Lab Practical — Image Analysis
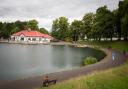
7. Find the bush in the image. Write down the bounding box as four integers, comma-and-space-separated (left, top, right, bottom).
64, 37, 73, 42
83, 56, 97, 66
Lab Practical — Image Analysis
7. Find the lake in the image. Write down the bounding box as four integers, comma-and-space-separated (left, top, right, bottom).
0, 43, 105, 80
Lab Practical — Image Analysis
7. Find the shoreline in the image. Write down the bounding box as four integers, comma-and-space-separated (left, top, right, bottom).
0, 42, 101, 81
0, 48, 108, 83
0, 43, 125, 89
0, 40, 93, 48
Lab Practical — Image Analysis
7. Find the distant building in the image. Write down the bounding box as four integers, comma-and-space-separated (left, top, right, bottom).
11, 29, 53, 43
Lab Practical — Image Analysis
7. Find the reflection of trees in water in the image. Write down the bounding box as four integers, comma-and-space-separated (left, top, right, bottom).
0, 44, 106, 80
51, 46, 90, 68
51, 46, 106, 68
50, 45, 67, 68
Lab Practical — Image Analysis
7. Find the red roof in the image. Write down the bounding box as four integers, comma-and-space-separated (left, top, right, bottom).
12, 30, 52, 39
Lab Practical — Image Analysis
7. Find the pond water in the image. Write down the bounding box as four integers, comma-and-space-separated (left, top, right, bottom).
0, 43, 105, 80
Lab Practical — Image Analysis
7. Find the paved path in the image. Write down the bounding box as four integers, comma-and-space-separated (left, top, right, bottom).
0, 49, 125, 89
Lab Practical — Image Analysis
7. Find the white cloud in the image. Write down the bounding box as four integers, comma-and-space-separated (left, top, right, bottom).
0, 0, 120, 31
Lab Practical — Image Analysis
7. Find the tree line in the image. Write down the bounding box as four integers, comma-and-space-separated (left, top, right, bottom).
0, 0, 127, 41
51, 0, 128, 41
0, 20, 49, 39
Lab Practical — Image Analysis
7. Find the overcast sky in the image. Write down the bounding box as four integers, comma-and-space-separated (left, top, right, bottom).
0, 0, 121, 31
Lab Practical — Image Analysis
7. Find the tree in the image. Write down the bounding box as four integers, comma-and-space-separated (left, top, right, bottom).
114, 9, 121, 40
119, 0, 128, 40
51, 19, 59, 39
70, 20, 83, 42
15, 20, 27, 31
27, 19, 39, 30
82, 13, 95, 40
1, 22, 12, 38
92, 6, 114, 41
58, 17, 69, 40
0, 22, 3, 38
39, 28, 49, 34
51, 17, 69, 41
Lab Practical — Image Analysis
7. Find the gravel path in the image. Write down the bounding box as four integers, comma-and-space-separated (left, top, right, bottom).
0, 48, 125, 89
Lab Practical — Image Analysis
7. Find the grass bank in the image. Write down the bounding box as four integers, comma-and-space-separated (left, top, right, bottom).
36, 41, 128, 89
78, 41, 128, 52
36, 62, 128, 89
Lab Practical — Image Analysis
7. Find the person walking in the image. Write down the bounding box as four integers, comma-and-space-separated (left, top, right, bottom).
112, 51, 116, 61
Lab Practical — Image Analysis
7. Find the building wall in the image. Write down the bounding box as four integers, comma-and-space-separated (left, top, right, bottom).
11, 35, 50, 43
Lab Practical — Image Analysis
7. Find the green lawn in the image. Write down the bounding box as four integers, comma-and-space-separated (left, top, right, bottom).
78, 41, 128, 52
36, 63, 128, 89
36, 41, 128, 89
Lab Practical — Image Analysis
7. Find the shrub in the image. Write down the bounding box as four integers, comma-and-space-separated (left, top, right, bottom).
83, 56, 97, 66
64, 37, 72, 42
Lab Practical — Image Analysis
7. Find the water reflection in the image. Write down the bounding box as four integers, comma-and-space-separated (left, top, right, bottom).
0, 43, 104, 80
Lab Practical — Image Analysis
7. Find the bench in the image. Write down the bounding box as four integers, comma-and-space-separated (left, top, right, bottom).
42, 79, 57, 87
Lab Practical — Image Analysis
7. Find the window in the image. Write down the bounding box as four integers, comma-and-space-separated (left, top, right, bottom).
32, 38, 36, 41
20, 37, 24, 41
39, 38, 42, 41
28, 38, 31, 41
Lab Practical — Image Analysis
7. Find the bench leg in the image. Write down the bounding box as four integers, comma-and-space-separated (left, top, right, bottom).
42, 82, 49, 87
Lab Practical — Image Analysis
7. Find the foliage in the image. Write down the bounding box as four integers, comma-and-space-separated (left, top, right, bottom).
120, 0, 128, 40
91, 6, 115, 41
51, 17, 70, 41
83, 56, 97, 66
1, 0, 128, 41
82, 13, 95, 40
51, 0, 128, 41
27, 20, 39, 30
70, 20, 83, 41
39, 28, 49, 34
0, 19, 49, 38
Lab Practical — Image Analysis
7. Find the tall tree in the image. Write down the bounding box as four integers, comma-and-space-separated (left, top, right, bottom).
114, 6, 121, 40
51, 17, 69, 41
51, 19, 59, 39
39, 28, 49, 34
0, 22, 3, 38
119, 0, 128, 40
27, 19, 39, 30
70, 20, 83, 41
92, 6, 114, 41
82, 13, 95, 40
15, 20, 27, 31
